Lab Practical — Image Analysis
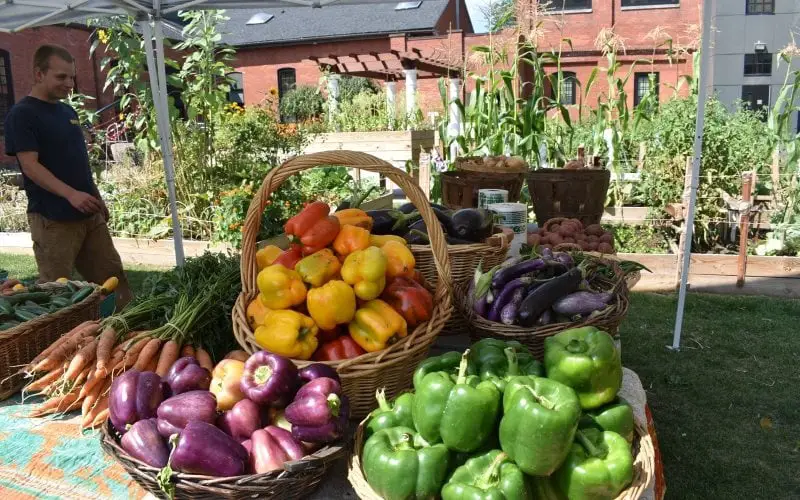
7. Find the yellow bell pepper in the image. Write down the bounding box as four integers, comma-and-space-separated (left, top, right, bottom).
246, 297, 272, 329
295, 248, 341, 288
381, 240, 416, 278
254, 310, 319, 360
369, 234, 407, 248
210, 359, 246, 411
306, 280, 356, 330
333, 208, 373, 230
348, 299, 408, 352
256, 245, 283, 270
257, 264, 307, 309
333, 224, 371, 258
341, 246, 387, 300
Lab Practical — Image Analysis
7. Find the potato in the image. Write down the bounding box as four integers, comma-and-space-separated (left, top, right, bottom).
587, 241, 599, 251
559, 227, 574, 238
588, 235, 599, 243
575, 233, 587, 241
599, 233, 614, 244
578, 241, 591, 251
563, 237, 576, 244
569, 218, 585, 232
540, 235, 551, 245
597, 242, 615, 254
507, 156, 526, 170
549, 223, 561, 234
527, 233, 542, 246
585, 224, 603, 236
538, 227, 547, 235
549, 234, 564, 246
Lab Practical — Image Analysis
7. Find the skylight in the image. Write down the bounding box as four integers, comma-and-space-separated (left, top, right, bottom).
246, 12, 274, 25
395, 1, 423, 10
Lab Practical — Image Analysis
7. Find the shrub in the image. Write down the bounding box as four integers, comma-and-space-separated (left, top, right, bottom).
337, 76, 380, 103
279, 86, 326, 123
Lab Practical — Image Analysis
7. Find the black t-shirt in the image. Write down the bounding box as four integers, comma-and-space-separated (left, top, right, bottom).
4, 96, 95, 221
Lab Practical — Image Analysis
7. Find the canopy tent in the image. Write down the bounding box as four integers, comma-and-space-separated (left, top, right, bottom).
0, 0, 399, 266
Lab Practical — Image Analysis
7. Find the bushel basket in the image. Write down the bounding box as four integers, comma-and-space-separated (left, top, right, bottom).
232, 151, 453, 418
527, 168, 610, 226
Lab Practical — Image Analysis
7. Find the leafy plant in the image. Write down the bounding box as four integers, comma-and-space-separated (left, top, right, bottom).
337, 75, 380, 103
279, 86, 325, 122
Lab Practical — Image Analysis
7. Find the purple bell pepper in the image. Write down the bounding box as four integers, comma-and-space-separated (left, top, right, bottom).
239, 351, 298, 407
284, 377, 349, 444
217, 398, 263, 443
248, 426, 306, 473
156, 390, 217, 438
170, 420, 248, 477
297, 363, 340, 385
109, 369, 165, 433
165, 356, 211, 396
120, 418, 169, 468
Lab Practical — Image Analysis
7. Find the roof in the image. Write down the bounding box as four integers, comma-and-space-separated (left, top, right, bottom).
218, 1, 450, 47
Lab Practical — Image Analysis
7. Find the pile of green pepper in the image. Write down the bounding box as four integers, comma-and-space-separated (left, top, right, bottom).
0, 282, 95, 331
359, 328, 637, 500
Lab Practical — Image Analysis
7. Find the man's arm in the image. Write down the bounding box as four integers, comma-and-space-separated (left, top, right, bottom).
17, 151, 103, 215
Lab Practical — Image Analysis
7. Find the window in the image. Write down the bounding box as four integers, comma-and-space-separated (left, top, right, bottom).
227, 72, 244, 106
742, 85, 770, 116
559, 72, 578, 105
246, 12, 274, 25
0, 50, 13, 136
634, 72, 659, 106
395, 1, 422, 10
746, 0, 774, 14
548, 0, 591, 10
744, 52, 772, 76
621, 0, 678, 7
277, 68, 296, 122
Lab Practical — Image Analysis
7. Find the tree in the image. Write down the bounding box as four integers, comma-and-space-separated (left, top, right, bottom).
479, 0, 515, 32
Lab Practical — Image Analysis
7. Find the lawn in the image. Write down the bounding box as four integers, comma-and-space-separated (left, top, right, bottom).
1, 252, 798, 498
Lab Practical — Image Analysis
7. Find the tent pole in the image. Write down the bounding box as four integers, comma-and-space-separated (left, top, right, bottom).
671, 0, 714, 350
141, 17, 186, 266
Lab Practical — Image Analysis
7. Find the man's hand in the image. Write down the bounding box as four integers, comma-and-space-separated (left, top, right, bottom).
99, 198, 110, 221
67, 190, 103, 214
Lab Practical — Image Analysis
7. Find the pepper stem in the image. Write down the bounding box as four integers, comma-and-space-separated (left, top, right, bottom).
327, 393, 341, 418
375, 388, 390, 412
576, 429, 607, 459
480, 452, 508, 486
254, 364, 274, 385
395, 432, 415, 451
457, 349, 470, 384
504, 347, 519, 376
566, 338, 588, 354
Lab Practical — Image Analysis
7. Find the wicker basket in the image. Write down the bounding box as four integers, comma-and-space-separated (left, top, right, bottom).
527, 168, 611, 226
232, 151, 452, 418
454, 257, 630, 360
0, 281, 102, 401
100, 420, 346, 499
347, 415, 655, 500
440, 171, 525, 210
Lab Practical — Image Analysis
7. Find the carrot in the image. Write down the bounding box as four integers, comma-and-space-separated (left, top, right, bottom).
83, 394, 109, 429
24, 365, 66, 393
155, 340, 180, 377
74, 365, 92, 386
31, 324, 97, 373
94, 327, 117, 378
28, 320, 98, 369
133, 338, 162, 371
79, 370, 102, 400
81, 376, 111, 423
180, 345, 195, 358
29, 392, 80, 417
65, 338, 98, 381
91, 408, 110, 429
144, 356, 158, 373
112, 337, 150, 373
195, 348, 214, 372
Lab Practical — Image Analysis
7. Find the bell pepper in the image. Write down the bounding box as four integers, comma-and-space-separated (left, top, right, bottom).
552, 428, 634, 500
369, 234, 407, 248
307, 280, 356, 330
257, 264, 307, 310
412, 350, 500, 453
498, 375, 582, 476
296, 249, 341, 288
313, 335, 365, 361
164, 356, 211, 396
348, 299, 408, 352
412, 351, 462, 389
156, 390, 218, 438
240, 351, 299, 406
246, 426, 306, 473
273, 244, 304, 270
246, 297, 272, 329
362, 427, 451, 500
210, 359, 247, 411
341, 246, 387, 300
169, 420, 249, 477
579, 397, 635, 443
334, 208, 373, 230
468, 338, 544, 392
256, 245, 283, 270
381, 240, 416, 278
121, 419, 169, 468
318, 325, 344, 343
254, 309, 319, 360
333, 224, 371, 258
109, 370, 165, 432
380, 276, 433, 328
298, 363, 340, 385
217, 398, 264, 443
365, 388, 415, 438
544, 326, 622, 410
285, 201, 341, 255
284, 377, 349, 444
441, 450, 532, 500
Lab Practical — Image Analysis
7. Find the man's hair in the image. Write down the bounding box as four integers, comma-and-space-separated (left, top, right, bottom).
33, 44, 74, 73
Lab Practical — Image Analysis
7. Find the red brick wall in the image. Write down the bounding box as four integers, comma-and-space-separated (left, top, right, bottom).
435, 0, 474, 35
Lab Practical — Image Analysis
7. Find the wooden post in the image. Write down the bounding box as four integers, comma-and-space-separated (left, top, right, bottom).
418, 148, 432, 200
737, 172, 753, 287
675, 156, 693, 290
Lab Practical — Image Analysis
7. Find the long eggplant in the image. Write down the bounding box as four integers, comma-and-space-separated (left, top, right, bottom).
491, 258, 546, 290
404, 230, 430, 245
156, 390, 218, 438
500, 288, 525, 325
552, 291, 613, 316
450, 208, 494, 243
536, 309, 553, 326
397, 202, 450, 214
487, 277, 532, 323
121, 418, 169, 468
517, 267, 583, 327
368, 210, 398, 235
170, 420, 248, 477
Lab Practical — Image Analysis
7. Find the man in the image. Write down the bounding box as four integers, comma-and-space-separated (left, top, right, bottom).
4, 44, 131, 308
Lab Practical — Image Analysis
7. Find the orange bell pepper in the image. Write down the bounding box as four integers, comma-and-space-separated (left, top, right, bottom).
333, 208, 373, 230
381, 240, 416, 278
333, 224, 371, 258
256, 245, 283, 270
348, 299, 408, 352
246, 296, 272, 328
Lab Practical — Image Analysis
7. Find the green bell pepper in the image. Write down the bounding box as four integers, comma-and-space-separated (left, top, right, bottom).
552, 428, 634, 500
544, 326, 623, 410
467, 338, 543, 392
579, 397, 635, 443
441, 450, 532, 500
413, 350, 501, 453
413, 351, 462, 389
366, 389, 415, 439
362, 427, 451, 500
498, 376, 581, 476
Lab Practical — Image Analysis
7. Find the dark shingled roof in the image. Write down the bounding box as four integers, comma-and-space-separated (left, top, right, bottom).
218, 1, 450, 47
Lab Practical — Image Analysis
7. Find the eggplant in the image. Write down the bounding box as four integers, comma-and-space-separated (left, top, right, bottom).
446, 236, 477, 245
552, 291, 613, 316
404, 229, 430, 245
500, 287, 526, 325
541, 247, 554, 260
451, 208, 494, 243
487, 277, 532, 323
536, 309, 553, 326
120, 418, 169, 468
408, 217, 431, 234
367, 210, 397, 235
164, 357, 211, 396
156, 390, 218, 438
491, 258, 546, 290
517, 267, 583, 327
553, 252, 575, 267
298, 363, 341, 385
109, 370, 165, 433
397, 202, 450, 214
473, 295, 490, 318
217, 398, 263, 443
170, 420, 248, 477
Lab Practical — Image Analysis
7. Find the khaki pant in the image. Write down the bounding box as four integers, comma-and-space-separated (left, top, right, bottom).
28, 212, 132, 309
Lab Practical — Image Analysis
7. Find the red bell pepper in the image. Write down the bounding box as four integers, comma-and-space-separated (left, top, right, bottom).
380, 276, 434, 328
273, 244, 303, 270
318, 325, 344, 343
284, 201, 341, 255
313, 336, 366, 361
412, 270, 430, 290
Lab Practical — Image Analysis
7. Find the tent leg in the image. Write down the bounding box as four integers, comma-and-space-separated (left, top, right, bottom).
141, 18, 185, 266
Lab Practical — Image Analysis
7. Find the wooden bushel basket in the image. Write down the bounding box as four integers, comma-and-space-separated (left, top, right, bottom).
527, 168, 611, 226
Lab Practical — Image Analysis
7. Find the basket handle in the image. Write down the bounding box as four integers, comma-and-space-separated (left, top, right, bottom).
240, 151, 452, 301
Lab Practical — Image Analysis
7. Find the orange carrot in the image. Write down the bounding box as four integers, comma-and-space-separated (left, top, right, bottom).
94, 327, 117, 378
112, 337, 149, 373
81, 376, 110, 422
91, 407, 110, 429
29, 392, 80, 417
65, 338, 98, 380
145, 356, 159, 373
83, 394, 109, 429
180, 345, 195, 358
133, 338, 162, 371
31, 325, 96, 373
79, 370, 102, 400
28, 320, 98, 369
155, 340, 180, 377
195, 348, 214, 371
24, 365, 66, 393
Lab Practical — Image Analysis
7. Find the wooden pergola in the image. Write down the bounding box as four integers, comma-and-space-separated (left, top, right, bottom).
310, 49, 461, 80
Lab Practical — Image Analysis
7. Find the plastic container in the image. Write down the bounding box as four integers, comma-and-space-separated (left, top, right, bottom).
488, 202, 528, 257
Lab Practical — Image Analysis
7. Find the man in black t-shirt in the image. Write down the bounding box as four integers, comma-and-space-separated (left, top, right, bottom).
4, 44, 131, 308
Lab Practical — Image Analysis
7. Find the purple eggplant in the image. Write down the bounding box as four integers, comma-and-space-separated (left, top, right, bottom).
518, 267, 583, 327
541, 247, 554, 260
552, 291, 613, 316
285, 377, 348, 444
109, 370, 165, 433
298, 363, 340, 385
240, 351, 298, 407
165, 357, 211, 396
291, 395, 350, 444
500, 287, 525, 325
156, 390, 218, 438
491, 258, 546, 290
553, 252, 574, 267
487, 277, 532, 323
473, 295, 490, 318
170, 420, 248, 477
536, 309, 553, 326
249, 426, 306, 473
120, 418, 169, 468
217, 398, 263, 443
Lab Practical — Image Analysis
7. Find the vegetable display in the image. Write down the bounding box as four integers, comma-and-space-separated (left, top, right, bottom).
0, 280, 99, 331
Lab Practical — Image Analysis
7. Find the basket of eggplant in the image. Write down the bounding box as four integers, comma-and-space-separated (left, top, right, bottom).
456, 248, 633, 359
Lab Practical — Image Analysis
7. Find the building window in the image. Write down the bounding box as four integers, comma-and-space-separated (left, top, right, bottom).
559, 72, 578, 105
277, 68, 296, 101
549, 0, 591, 10
744, 52, 772, 76
746, 0, 774, 14
0, 50, 12, 136
227, 72, 244, 106
742, 85, 770, 116
621, 0, 678, 7
634, 72, 659, 106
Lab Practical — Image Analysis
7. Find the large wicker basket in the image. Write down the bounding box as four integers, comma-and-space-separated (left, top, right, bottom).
527, 168, 611, 226
0, 281, 102, 400
347, 415, 655, 500
232, 151, 452, 418
100, 420, 346, 499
